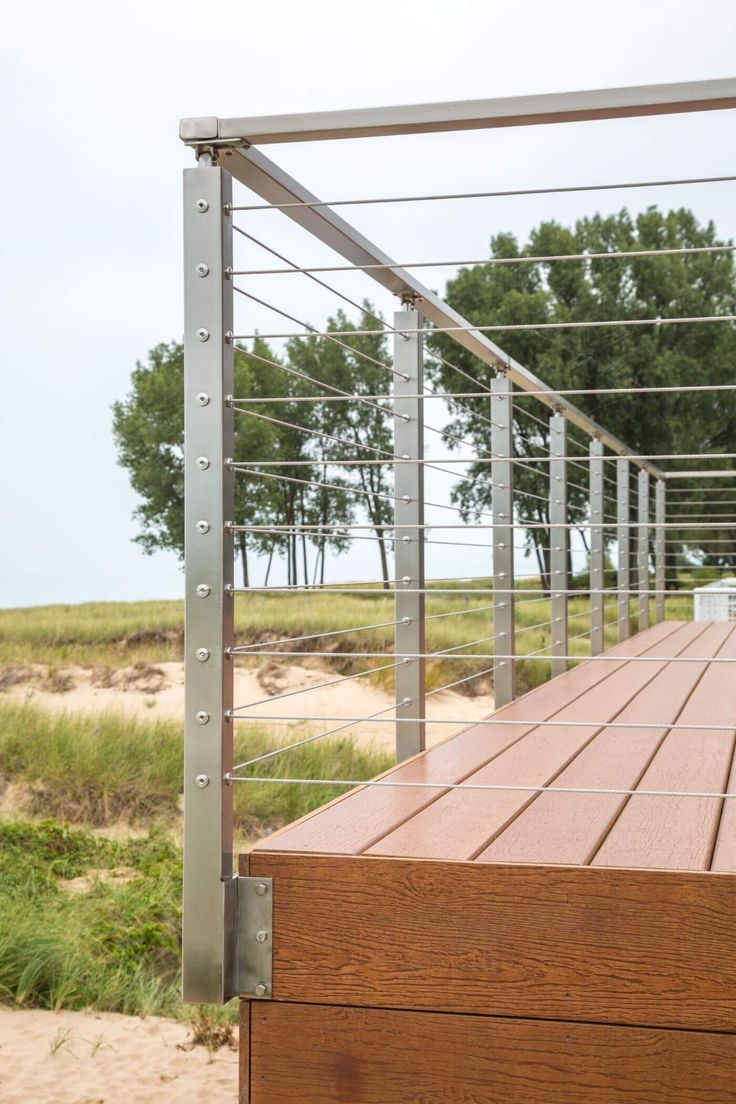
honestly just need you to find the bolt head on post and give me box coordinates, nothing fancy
[196,648,210,662]
[196,584,211,598]
[195,262,209,277]
[196,520,210,534]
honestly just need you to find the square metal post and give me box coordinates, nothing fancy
[617,459,631,642]
[638,469,650,632]
[394,308,425,762]
[589,439,605,655]
[182,163,236,1003]
[655,479,666,623]
[549,412,568,677]
[492,374,515,706]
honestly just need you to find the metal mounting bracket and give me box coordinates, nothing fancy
[236,876,273,999]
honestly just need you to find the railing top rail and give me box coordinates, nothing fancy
[180,77,736,145]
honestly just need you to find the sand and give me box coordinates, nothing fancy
[1,662,494,751]
[0,1007,237,1104]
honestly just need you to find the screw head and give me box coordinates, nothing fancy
[254,882,268,896]
[196,520,210,534]
[196,584,211,598]
[196,327,210,342]
[196,711,210,725]
[196,456,210,470]
[254,983,268,997]
[196,648,210,662]
[195,774,210,788]
[196,392,210,406]
[195,262,209,277]
[195,198,209,212]
[255,929,268,944]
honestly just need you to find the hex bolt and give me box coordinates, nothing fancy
[196,648,210,662]
[255,930,268,944]
[195,262,209,277]
[254,984,268,998]
[196,711,210,725]
[196,520,210,534]
[255,882,268,896]
[195,774,210,788]
[195,198,209,212]
[196,456,210,470]
[196,392,210,406]
[196,327,210,342]
[196,584,211,598]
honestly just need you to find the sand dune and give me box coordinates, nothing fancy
[0,1007,237,1104]
[1,662,494,751]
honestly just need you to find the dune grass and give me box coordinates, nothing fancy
[0,580,701,698]
[0,699,390,834]
[0,817,188,1018]
[0,702,390,1026]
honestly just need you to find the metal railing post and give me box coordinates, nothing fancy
[655,479,666,623]
[590,438,605,654]
[492,373,515,705]
[617,459,631,642]
[182,161,236,1002]
[549,412,568,676]
[638,469,650,631]
[394,307,425,761]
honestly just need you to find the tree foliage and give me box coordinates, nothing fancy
[427,207,736,586]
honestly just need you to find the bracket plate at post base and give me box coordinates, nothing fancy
[236,876,273,998]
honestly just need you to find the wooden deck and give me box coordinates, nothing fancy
[240,621,736,1102]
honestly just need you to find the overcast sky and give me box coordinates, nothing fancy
[2,0,735,608]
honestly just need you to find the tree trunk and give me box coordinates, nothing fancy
[264,543,275,587]
[375,526,390,590]
[238,532,249,588]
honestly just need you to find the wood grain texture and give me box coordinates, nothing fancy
[248,1002,736,1104]
[248,851,736,1031]
[480,622,732,866]
[367,622,704,861]
[593,624,736,872]
[239,1001,250,1104]
[253,621,682,857]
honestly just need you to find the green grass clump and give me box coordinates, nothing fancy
[0,700,390,834]
[0,819,182,1017]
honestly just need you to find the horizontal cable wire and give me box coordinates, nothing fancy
[232,315,736,340]
[230,714,736,733]
[229,243,736,276]
[226,172,736,211]
[229,616,405,652]
[226,774,736,800]
[230,382,736,405]
[229,649,736,663]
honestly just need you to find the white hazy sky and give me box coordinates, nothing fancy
[2,0,735,607]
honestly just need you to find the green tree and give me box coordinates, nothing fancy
[287,306,395,587]
[113,340,284,586]
[428,207,736,589]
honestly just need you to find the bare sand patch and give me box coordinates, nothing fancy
[0,1007,237,1104]
[1,662,494,751]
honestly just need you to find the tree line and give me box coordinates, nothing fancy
[113,206,736,589]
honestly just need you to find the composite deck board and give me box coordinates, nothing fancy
[255,620,681,856]
[480,621,733,866]
[712,749,736,872]
[245,853,736,1031]
[367,621,704,860]
[593,623,736,872]
[248,1002,736,1104]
